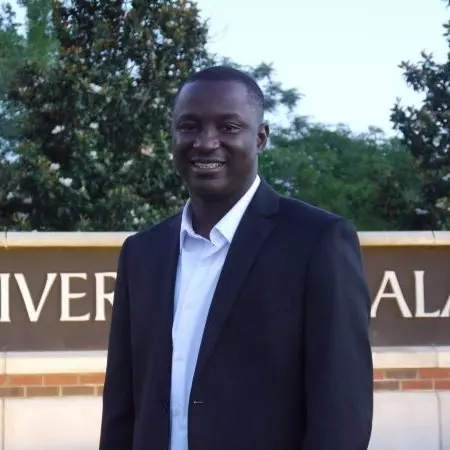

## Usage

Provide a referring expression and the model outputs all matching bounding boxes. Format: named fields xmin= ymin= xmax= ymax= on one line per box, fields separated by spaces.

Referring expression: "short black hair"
xmin=174 ymin=65 xmax=265 ymax=121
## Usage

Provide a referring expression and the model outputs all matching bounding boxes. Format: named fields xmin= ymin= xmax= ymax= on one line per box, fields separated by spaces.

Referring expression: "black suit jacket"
xmin=99 ymin=180 xmax=373 ymax=450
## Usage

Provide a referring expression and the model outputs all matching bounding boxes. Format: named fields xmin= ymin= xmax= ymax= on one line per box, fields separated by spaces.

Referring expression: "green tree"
xmin=19 ymin=0 xmax=58 ymax=66
xmin=1 ymin=0 xmax=306 ymax=231
xmin=0 ymin=4 xmax=26 ymax=224
xmin=2 ymin=0 xmax=211 ymax=231
xmin=260 ymin=124 xmax=421 ymax=230
xmin=0 ymin=3 xmax=25 ymax=154
xmin=391 ymin=0 xmax=450 ymax=229
xmin=0 ymin=0 xmax=56 ymax=152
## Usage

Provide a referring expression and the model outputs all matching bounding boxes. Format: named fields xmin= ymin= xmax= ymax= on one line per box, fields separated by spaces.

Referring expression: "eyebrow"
xmin=175 ymin=113 xmax=246 ymax=122
xmin=219 ymin=113 xmax=246 ymax=122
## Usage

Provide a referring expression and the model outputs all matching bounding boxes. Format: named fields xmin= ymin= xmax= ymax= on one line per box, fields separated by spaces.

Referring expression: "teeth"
xmin=193 ymin=162 xmax=222 ymax=169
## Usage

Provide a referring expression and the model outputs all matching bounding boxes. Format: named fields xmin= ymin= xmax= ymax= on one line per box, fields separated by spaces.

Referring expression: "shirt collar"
xmin=179 ymin=175 xmax=261 ymax=249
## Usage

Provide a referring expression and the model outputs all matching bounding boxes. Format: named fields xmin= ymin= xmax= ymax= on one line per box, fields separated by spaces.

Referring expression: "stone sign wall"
xmin=1 ymin=232 xmax=449 ymax=350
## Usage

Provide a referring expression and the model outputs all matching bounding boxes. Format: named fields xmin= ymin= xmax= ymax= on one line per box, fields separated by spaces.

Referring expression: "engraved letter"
xmin=371 ymin=271 xmax=412 ymax=318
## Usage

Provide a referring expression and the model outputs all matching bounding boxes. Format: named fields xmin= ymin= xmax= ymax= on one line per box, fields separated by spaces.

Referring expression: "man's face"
xmin=171 ymin=80 xmax=268 ymax=200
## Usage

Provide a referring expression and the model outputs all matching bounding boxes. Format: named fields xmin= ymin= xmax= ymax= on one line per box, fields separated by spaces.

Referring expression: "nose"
xmin=193 ymin=127 xmax=220 ymax=151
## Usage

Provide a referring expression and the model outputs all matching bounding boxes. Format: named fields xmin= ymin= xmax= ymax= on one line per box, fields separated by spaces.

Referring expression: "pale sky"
xmin=197 ymin=0 xmax=448 ymax=134
xmin=10 ymin=0 xmax=449 ymax=134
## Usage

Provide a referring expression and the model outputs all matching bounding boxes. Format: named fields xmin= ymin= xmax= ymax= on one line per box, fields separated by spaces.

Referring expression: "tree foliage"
xmin=2 ymin=0 xmax=211 ymax=230
xmin=0 ymin=0 xmax=308 ymax=231
xmin=0 ymin=0 xmax=432 ymax=232
xmin=260 ymin=124 xmax=421 ymax=230
xmin=0 ymin=0 xmax=56 ymax=150
xmin=0 ymin=3 xmax=25 ymax=154
xmin=391 ymin=0 xmax=450 ymax=229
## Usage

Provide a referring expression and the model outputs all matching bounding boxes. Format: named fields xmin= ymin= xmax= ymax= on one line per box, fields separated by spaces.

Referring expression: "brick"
xmin=374 ymin=381 xmax=400 ymax=391
xmin=79 ymin=373 xmax=105 ymax=384
xmin=384 ymin=369 xmax=417 ymax=380
xmin=62 ymin=386 xmax=95 ymax=396
xmin=402 ymin=380 xmax=433 ymax=391
xmin=373 ymin=369 xmax=384 ymax=380
xmin=26 ymin=386 xmax=60 ymax=397
xmin=8 ymin=375 xmax=43 ymax=386
xmin=0 ymin=387 xmax=25 ymax=397
xmin=44 ymin=374 xmax=78 ymax=386
xmin=435 ymin=379 xmax=450 ymax=390
xmin=419 ymin=368 xmax=450 ymax=379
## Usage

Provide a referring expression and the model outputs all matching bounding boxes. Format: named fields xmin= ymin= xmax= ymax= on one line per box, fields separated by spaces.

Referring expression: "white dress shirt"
xmin=169 ymin=175 xmax=261 ymax=450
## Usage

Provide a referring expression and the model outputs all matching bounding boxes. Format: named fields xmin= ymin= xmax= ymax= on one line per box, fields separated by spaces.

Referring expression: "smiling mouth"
xmin=191 ymin=161 xmax=225 ymax=170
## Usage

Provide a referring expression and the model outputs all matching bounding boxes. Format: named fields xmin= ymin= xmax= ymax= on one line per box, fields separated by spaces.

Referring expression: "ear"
xmin=256 ymin=123 xmax=269 ymax=154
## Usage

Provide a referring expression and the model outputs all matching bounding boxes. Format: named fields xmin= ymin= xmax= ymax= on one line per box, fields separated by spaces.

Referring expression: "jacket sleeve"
xmin=302 ymin=218 xmax=373 ymax=449
xmin=99 ymin=237 xmax=134 ymax=450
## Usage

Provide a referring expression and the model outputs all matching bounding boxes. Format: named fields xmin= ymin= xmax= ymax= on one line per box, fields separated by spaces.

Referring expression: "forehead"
xmin=173 ymin=80 xmax=257 ymax=121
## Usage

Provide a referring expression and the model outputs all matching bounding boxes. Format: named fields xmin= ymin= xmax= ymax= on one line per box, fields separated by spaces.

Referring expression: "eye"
xmin=221 ymin=123 xmax=241 ymax=134
xmin=177 ymin=121 xmax=198 ymax=132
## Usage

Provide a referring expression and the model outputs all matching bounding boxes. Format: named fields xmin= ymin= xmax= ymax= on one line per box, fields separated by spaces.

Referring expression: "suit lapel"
xmin=152 ymin=214 xmax=181 ymax=401
xmin=154 ymin=214 xmax=181 ymax=331
xmin=193 ymin=180 xmax=279 ymax=381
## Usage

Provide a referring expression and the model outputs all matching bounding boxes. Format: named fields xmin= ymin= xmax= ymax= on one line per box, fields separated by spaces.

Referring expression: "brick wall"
xmin=0 ymin=369 xmax=449 ymax=398
xmin=374 ymin=368 xmax=450 ymax=391
xmin=0 ymin=373 xmax=105 ymax=398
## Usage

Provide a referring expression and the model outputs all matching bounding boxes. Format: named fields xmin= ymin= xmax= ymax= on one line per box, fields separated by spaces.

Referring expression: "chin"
xmin=188 ymin=179 xmax=229 ymax=200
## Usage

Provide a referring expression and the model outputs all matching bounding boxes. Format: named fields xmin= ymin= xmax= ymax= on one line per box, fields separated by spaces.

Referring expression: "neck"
xmin=189 ymin=195 xmax=238 ymax=239
xmin=189 ymin=178 xmax=256 ymax=238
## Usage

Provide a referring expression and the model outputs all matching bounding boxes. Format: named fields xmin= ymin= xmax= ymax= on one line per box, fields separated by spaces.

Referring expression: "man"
xmin=99 ymin=66 xmax=373 ymax=450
